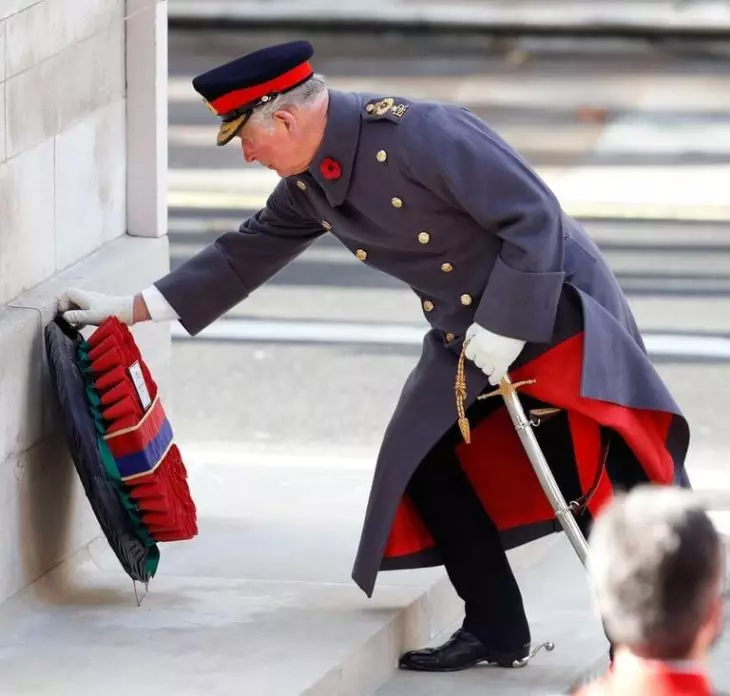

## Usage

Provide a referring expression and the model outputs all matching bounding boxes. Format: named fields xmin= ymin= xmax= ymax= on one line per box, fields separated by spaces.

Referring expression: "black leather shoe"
xmin=398 ymin=628 xmax=530 ymax=672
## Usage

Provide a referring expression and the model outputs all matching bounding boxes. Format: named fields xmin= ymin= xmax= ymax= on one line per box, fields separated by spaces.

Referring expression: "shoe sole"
xmin=398 ymin=657 xmax=523 ymax=672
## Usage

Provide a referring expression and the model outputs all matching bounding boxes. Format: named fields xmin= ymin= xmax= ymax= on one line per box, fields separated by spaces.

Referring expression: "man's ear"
xmin=274 ymin=109 xmax=297 ymax=133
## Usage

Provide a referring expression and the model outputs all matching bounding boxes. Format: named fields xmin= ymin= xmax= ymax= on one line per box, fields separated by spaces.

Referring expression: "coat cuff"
xmin=475 ymin=256 xmax=565 ymax=344
xmin=154 ymin=245 xmax=249 ymax=336
xmin=141 ymin=285 xmax=180 ymax=322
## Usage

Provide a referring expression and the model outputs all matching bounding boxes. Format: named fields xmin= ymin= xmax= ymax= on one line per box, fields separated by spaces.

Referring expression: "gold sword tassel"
xmin=455 ymin=343 xmax=471 ymax=444
xmin=455 ymin=343 xmax=536 ymax=444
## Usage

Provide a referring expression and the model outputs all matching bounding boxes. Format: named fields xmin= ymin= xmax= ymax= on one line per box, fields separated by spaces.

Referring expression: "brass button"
xmin=417 ymin=231 xmax=430 ymax=244
xmin=441 ymin=262 xmax=453 ymax=272
xmin=391 ymin=197 xmax=403 ymax=208
xmin=355 ymin=249 xmax=367 ymax=261
xmin=445 ymin=332 xmax=455 ymax=342
xmin=460 ymin=294 xmax=473 ymax=306
xmin=366 ymin=103 xmax=375 ymax=113
xmin=423 ymin=300 xmax=434 ymax=312
xmin=296 ymin=180 xmax=307 ymax=191
xmin=322 ymin=220 xmax=333 ymax=231
xmin=376 ymin=150 xmax=388 ymax=163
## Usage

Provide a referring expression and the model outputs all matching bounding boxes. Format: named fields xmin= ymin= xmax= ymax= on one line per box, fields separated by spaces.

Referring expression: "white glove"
xmin=58 ymin=287 xmax=135 ymax=326
xmin=464 ymin=323 xmax=526 ymax=386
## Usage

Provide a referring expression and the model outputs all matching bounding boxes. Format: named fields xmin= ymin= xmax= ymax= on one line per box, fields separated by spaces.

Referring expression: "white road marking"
xmin=171 ymin=318 xmax=428 ymax=345
xmin=170 ymin=317 xmax=730 ymax=359
xmin=167 ymin=165 xmax=730 ymax=221
xmin=645 ymin=334 xmax=730 ymax=359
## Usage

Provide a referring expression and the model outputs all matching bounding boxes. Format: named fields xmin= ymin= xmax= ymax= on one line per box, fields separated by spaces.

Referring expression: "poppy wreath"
xmin=320 ymin=157 xmax=341 ymax=180
xmin=45 ymin=315 xmax=198 ymax=583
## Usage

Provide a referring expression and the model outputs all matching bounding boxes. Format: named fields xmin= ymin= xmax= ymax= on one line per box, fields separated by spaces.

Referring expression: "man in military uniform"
xmin=60 ymin=41 xmax=690 ymax=672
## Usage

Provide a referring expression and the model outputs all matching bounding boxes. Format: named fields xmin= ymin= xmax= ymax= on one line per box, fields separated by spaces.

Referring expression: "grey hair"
xmin=587 ymin=485 xmax=724 ymax=660
xmin=248 ymin=73 xmax=328 ymax=129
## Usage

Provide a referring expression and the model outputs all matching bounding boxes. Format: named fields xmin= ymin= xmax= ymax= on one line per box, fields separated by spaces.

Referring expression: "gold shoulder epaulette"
xmin=364 ymin=97 xmax=410 ymax=123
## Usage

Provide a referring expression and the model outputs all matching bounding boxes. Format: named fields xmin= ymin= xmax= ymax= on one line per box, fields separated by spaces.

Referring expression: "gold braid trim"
xmin=455 ymin=343 xmax=471 ymax=444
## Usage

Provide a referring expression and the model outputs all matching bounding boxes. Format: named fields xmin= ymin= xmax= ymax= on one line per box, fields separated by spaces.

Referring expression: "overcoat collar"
xmin=308 ymin=90 xmax=362 ymax=207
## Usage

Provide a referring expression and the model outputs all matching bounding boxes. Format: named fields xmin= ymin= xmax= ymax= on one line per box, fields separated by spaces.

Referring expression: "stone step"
xmin=0 ymin=449 xmax=451 ymax=695
xmin=0 ymin=444 xmax=574 ymax=695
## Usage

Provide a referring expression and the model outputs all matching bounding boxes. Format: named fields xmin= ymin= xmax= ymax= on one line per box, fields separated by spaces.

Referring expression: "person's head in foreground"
xmin=575 ymin=485 xmax=725 ymax=695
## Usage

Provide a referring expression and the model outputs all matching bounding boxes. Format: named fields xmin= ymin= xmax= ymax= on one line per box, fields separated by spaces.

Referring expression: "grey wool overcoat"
xmin=155 ymin=89 xmax=691 ymax=597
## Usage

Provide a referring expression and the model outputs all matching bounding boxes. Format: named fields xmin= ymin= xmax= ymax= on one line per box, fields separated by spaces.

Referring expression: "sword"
xmin=455 ymin=352 xmax=590 ymax=568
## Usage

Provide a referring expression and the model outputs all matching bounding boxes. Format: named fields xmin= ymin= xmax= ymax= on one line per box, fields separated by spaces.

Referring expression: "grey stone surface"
xmin=0 ymin=140 xmax=56 ymax=304
xmin=0 ymin=81 xmax=5 ymax=164
xmin=0 ymin=0 xmax=42 ymax=23
xmin=4 ymin=0 xmax=124 ymax=78
xmin=0 ymin=568 xmax=439 ymax=696
xmin=0 ymin=431 xmax=99 ymax=603
xmin=0 ymin=308 xmax=47 ymax=464
xmin=54 ymin=101 xmax=127 ymax=272
xmin=5 ymin=21 xmax=124 ymax=159
xmin=0 ymin=19 xmax=5 ymax=84
xmin=125 ymin=0 xmax=169 ymax=239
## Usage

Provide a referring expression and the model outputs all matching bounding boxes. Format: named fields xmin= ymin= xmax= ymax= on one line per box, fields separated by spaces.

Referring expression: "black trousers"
xmin=405 ymin=392 xmax=648 ymax=651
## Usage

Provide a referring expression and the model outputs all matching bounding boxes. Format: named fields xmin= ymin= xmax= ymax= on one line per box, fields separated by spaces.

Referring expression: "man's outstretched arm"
xmin=59 ymin=180 xmax=324 ymax=333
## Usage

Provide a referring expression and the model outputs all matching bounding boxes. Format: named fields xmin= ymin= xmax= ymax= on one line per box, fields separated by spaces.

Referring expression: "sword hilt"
xmin=455 ymin=343 xmax=535 ymax=444
xmin=477 ymin=378 xmax=536 ymax=401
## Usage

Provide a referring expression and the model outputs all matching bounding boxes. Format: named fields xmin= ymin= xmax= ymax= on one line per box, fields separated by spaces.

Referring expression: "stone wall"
xmin=0 ymin=0 xmax=171 ymax=604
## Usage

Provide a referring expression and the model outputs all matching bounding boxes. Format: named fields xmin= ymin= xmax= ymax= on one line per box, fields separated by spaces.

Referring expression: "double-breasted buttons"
xmin=391 ymin=197 xmax=403 ymax=208
xmin=460 ymin=294 xmax=473 ymax=306
xmin=376 ymin=150 xmax=388 ymax=163
xmin=417 ymin=231 xmax=430 ymax=244
xmin=423 ymin=300 xmax=434 ymax=312
xmin=445 ymin=332 xmax=455 ymax=343
xmin=321 ymin=220 xmax=333 ymax=231
xmin=355 ymin=249 xmax=367 ymax=261
xmin=296 ymin=180 xmax=307 ymax=191
xmin=441 ymin=262 xmax=454 ymax=273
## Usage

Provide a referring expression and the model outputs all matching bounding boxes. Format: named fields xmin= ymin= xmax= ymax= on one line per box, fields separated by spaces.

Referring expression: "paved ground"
xmin=163 ymin=29 xmax=730 ymax=695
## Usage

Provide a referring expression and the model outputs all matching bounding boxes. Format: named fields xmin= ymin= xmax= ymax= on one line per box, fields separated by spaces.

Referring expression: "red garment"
xmin=575 ymin=653 xmax=713 ymax=696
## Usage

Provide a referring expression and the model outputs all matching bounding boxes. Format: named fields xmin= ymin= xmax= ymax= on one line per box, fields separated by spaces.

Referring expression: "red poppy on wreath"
xmin=320 ymin=157 xmax=342 ymax=180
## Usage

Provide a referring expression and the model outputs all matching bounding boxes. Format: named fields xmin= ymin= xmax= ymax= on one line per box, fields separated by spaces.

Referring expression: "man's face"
xmin=237 ymin=111 xmax=309 ymax=178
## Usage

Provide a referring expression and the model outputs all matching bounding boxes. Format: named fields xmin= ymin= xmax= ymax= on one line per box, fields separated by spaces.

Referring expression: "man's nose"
xmin=242 ymin=142 xmax=256 ymax=163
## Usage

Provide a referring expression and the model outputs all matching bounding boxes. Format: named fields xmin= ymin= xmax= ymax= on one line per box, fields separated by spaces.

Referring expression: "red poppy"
xmin=320 ymin=157 xmax=341 ymax=180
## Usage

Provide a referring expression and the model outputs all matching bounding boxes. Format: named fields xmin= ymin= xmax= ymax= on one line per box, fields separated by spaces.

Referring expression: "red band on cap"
xmin=211 ymin=61 xmax=314 ymax=115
